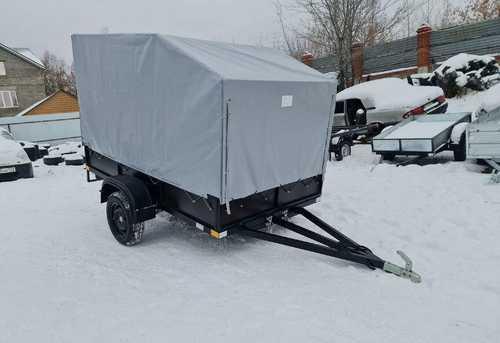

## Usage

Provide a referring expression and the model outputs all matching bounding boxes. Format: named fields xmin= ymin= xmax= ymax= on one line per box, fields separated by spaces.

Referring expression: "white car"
xmin=333 ymin=78 xmax=448 ymax=127
xmin=0 ymin=128 xmax=33 ymax=181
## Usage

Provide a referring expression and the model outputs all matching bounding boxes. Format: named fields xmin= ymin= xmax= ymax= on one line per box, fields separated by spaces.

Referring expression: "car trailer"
xmin=372 ymin=113 xmax=471 ymax=162
xmin=466 ymin=107 xmax=500 ymax=182
xmin=330 ymin=122 xmax=395 ymax=161
xmin=73 ymin=33 xmax=421 ymax=283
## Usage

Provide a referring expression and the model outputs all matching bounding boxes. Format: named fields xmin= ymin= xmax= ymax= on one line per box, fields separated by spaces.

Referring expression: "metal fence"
xmin=0 ymin=112 xmax=81 ymax=143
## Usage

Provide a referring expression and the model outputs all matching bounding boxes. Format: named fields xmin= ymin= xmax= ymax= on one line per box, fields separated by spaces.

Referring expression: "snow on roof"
xmin=13 ymin=48 xmax=44 ymax=67
xmin=336 ymin=78 xmax=443 ymax=110
xmin=0 ymin=42 xmax=45 ymax=69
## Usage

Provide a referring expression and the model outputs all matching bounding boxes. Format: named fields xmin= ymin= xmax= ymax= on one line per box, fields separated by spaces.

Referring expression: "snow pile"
xmin=0 ymin=146 xmax=499 ymax=342
xmin=336 ymin=78 xmax=443 ymax=111
xmin=414 ymin=53 xmax=500 ymax=98
xmin=48 ymin=141 xmax=83 ymax=157
xmin=0 ymin=128 xmax=30 ymax=165
xmin=478 ymin=82 xmax=500 ymax=113
xmin=447 ymin=82 xmax=500 ymax=116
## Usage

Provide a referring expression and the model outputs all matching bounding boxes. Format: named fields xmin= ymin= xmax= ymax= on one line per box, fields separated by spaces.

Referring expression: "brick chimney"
xmin=351 ymin=43 xmax=364 ymax=84
xmin=417 ymin=24 xmax=432 ymax=73
xmin=301 ymin=51 xmax=314 ymax=66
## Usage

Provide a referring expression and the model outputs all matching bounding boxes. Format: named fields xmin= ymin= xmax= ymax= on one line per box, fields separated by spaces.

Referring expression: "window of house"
xmin=0 ymin=90 xmax=19 ymax=108
xmin=0 ymin=62 xmax=5 ymax=76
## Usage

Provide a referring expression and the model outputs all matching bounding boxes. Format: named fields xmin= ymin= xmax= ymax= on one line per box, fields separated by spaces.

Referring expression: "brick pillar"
xmin=301 ymin=52 xmax=314 ymax=66
xmin=351 ymin=43 xmax=364 ymax=84
xmin=417 ymin=24 xmax=432 ymax=73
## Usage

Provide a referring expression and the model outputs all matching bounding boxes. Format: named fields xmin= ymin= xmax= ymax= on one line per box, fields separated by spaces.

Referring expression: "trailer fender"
xmin=451 ymin=122 xmax=468 ymax=144
xmin=101 ymin=175 xmax=156 ymax=223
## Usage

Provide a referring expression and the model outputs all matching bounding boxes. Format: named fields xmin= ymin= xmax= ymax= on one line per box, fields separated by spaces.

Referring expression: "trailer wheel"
xmin=335 ymin=143 xmax=351 ymax=161
xmin=453 ymin=133 xmax=466 ymax=162
xmin=43 ymin=156 xmax=64 ymax=166
xmin=106 ymin=191 xmax=144 ymax=246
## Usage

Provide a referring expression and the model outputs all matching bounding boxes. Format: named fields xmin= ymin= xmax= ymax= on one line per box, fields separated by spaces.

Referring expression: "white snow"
xmin=362 ymin=66 xmax=416 ymax=78
xmin=64 ymin=153 xmax=83 ymax=161
xmin=48 ymin=141 xmax=83 ymax=156
xmin=447 ymin=83 xmax=500 ymax=115
xmin=336 ymin=78 xmax=443 ymax=111
xmin=451 ymin=122 xmax=468 ymax=144
xmin=434 ymin=53 xmax=495 ymax=77
xmin=0 ymin=128 xmax=30 ymax=166
xmin=385 ymin=121 xmax=453 ymax=139
xmin=1 ymin=147 xmax=499 ymax=342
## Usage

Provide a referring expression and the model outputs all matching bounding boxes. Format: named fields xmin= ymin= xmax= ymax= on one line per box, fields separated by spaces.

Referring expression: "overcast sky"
xmin=1 ymin=0 xmax=284 ymax=63
xmin=1 ymin=0 xmax=467 ymax=64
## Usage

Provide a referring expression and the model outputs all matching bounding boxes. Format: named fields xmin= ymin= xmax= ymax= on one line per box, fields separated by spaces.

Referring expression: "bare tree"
xmin=286 ymin=0 xmax=410 ymax=89
xmin=273 ymin=1 xmax=327 ymax=59
xmin=450 ymin=0 xmax=499 ymax=24
xmin=41 ymin=52 xmax=76 ymax=96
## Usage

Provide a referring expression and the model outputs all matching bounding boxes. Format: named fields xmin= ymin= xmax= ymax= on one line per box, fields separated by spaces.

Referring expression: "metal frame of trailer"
xmin=85 ymin=146 xmax=421 ymax=283
xmin=467 ymin=106 xmax=500 ymax=182
xmin=371 ymin=113 xmax=471 ymax=160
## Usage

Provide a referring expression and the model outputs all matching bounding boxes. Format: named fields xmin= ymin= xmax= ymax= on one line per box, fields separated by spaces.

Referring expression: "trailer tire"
xmin=106 ymin=191 xmax=144 ymax=246
xmin=335 ymin=143 xmax=351 ymax=161
xmin=23 ymin=146 xmax=39 ymax=161
xmin=43 ymin=156 xmax=64 ymax=166
xmin=65 ymin=157 xmax=85 ymax=166
xmin=453 ymin=133 xmax=466 ymax=162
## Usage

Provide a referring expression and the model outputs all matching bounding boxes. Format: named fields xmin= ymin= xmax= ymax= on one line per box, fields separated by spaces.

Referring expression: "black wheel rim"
xmin=110 ymin=203 xmax=129 ymax=241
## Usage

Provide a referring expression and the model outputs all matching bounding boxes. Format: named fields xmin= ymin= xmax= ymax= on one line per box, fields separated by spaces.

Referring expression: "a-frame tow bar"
xmin=238 ymin=207 xmax=422 ymax=283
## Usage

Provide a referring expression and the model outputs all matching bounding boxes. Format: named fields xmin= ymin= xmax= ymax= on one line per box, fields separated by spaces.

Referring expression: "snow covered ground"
xmin=1 ymin=146 xmax=499 ymax=342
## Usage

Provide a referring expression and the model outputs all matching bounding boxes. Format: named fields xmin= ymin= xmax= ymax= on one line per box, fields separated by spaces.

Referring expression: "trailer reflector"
xmin=210 ymin=229 xmax=227 ymax=239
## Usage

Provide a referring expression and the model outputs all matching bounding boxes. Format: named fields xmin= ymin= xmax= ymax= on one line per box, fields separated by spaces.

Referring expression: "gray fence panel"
xmin=0 ymin=112 xmax=81 ymax=143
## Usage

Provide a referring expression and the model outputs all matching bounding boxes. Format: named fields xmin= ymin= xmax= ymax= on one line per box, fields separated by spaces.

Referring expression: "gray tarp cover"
xmin=72 ymin=34 xmax=336 ymax=203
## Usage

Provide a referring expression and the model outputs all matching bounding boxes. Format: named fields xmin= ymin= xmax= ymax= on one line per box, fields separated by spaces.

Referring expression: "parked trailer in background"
xmin=467 ymin=106 xmax=500 ymax=180
xmin=372 ymin=113 xmax=471 ymax=161
xmin=73 ymin=33 xmax=421 ymax=282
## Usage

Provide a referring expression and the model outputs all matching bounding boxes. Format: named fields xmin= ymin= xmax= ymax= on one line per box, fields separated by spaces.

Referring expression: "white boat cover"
xmin=72 ymin=34 xmax=336 ymax=202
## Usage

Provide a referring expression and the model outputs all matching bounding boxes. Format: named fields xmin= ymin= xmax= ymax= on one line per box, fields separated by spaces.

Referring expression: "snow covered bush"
xmin=411 ymin=53 xmax=500 ymax=98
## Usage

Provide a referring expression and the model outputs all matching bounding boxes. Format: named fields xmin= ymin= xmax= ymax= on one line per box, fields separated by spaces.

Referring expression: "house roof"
xmin=16 ymin=93 xmax=55 ymax=116
xmin=0 ymin=42 xmax=45 ymax=69
xmin=16 ymin=90 xmax=78 ymax=116
xmin=13 ymin=48 xmax=44 ymax=66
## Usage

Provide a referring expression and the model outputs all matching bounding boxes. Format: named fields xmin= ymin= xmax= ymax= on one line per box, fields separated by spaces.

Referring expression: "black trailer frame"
xmin=85 ymin=146 xmax=421 ymax=283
